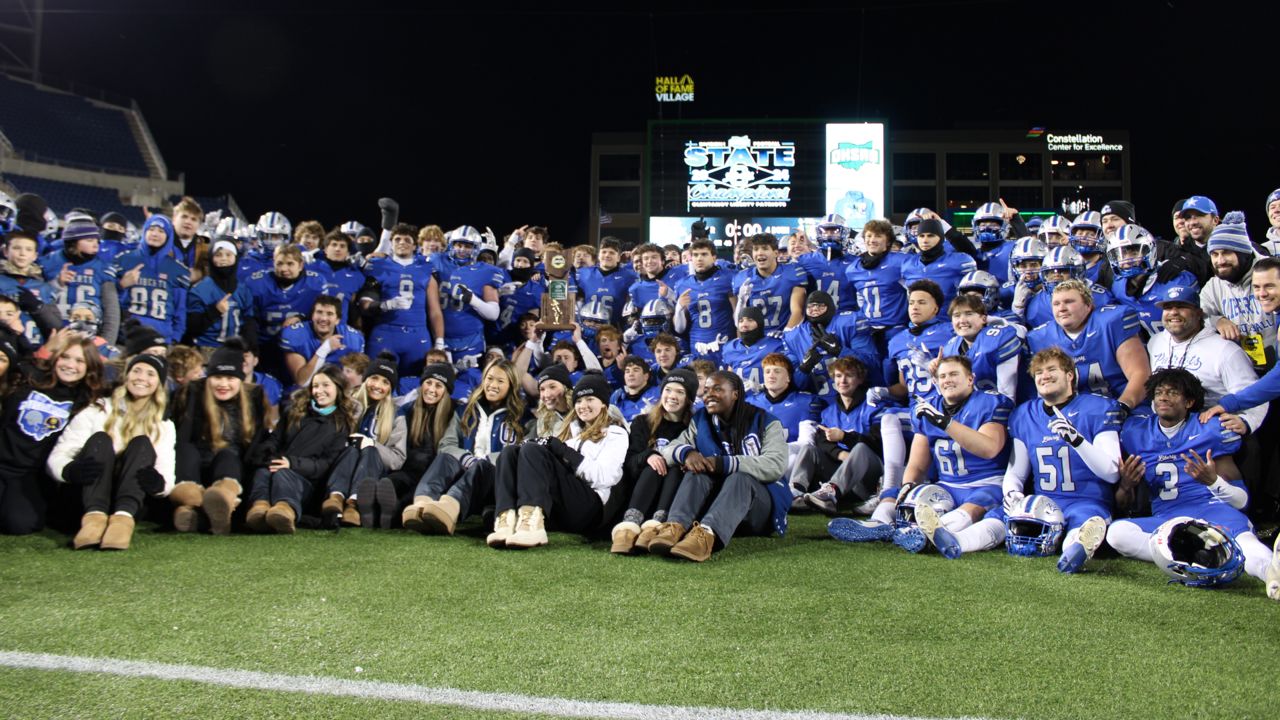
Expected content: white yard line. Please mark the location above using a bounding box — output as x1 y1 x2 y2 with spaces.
0 649 989 720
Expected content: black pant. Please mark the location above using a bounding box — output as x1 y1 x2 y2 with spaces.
327 446 386 498
0 460 50 535
494 444 602 534
667 471 772 548
413 453 494 520
176 441 245 488
624 464 681 521
81 433 156 517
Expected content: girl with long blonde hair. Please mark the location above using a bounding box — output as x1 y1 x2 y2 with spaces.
48 354 175 551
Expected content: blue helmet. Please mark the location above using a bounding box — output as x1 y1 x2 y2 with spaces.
1041 245 1086 290
578 297 612 328
1037 215 1072 244
1149 517 1245 588
445 225 482 264
257 211 292 251
1005 495 1066 557
339 220 366 240
971 202 1006 245
903 208 928 240
1106 224 1156 279
957 270 1002 312
0 191 17 233
1070 211 1104 255
895 484 955 527
1010 236 1049 289
815 213 850 257
639 299 673 340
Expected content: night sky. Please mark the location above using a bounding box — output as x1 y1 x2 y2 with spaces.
23 0 1280 243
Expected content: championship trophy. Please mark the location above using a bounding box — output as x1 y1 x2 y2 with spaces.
536 248 576 331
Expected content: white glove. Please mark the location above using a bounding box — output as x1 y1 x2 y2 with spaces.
1012 282 1033 317
1003 490 1025 514
456 354 480 370
381 296 412 311
622 325 639 344
742 377 761 394
434 337 448 352
499 282 519 297
1048 416 1085 447
866 386 890 406
314 340 333 361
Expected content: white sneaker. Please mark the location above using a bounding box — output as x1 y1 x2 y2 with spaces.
1266 533 1280 601
506 506 548 548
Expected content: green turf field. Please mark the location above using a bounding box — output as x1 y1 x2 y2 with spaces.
0 515 1276 719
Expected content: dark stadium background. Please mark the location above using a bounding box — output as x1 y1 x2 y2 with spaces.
28 0 1278 243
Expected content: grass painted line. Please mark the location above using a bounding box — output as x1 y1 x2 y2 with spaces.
0 649 992 720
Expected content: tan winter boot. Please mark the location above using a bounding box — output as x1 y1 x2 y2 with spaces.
341 499 361 527
646 522 687 556
202 478 242 536
169 481 204 533
634 519 661 551
420 495 460 536
73 512 109 550
402 496 431 533
486 508 517 548
610 521 641 554
506 506 548 549
670 522 715 563
265 502 296 535
245 500 271 533
100 514 136 551
321 492 344 518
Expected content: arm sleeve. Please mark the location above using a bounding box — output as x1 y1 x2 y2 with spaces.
100 282 121 345
879 412 907 490
1207 477 1249 510
1073 430 1120 484
576 338 603 372
1002 437 1030 496
468 294 500 321
996 354 1019 401
945 228 979 258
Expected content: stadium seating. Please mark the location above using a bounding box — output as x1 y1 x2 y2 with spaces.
0 73 150 176
2 173 131 219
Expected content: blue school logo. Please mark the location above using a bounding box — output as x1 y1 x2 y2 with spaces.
17 391 73 441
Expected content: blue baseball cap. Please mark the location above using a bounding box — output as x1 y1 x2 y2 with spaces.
1178 196 1218 218
1154 282 1200 308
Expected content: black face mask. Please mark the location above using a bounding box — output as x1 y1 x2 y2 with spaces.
860 251 887 269
510 266 533 283
919 243 945 263
358 239 378 256
211 263 237 288
102 228 126 241
739 324 764 346
809 304 835 327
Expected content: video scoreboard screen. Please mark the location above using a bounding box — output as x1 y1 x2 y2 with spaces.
648 119 885 249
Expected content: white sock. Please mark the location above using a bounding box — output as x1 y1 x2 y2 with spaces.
112 511 133 518
880 414 905 489
955 518 1005 552
1106 520 1153 561
941 509 973 533
1235 531 1272 581
871 501 897 526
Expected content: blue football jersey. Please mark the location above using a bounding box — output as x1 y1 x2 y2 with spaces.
279 321 366 364
1120 413 1244 516
576 265 637 327
1028 304 1141 400
0 271 56 344
499 276 544 330
900 249 977 307
1024 282 1117 329
820 394 906 449
912 390 1013 488
732 262 810 334
978 241 1013 285
720 336 786 391
673 267 736 346
611 384 661 423
628 268 683 313
783 313 883 398
307 258 366 324
113 218 191 343
437 260 505 338
1008 393 1123 505
746 387 825 443
793 252 858 313
845 252 908 328
188 278 254 348
941 320 1025 398
242 269 330 342
886 319 956 398
1109 271 1198 337
237 251 273 282
365 255 436 328
38 251 117 317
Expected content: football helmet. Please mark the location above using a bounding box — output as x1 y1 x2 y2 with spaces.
43 207 60 236
257 211 292 251
578 298 612 329
1005 495 1066 557
815 213 850 256
445 225 482 264
1041 245 1086 289
1105 224 1156 279
1070 211 1104 255
0 191 16 232
971 202 1006 245
1148 517 1245 588
639 298 673 340
957 270 1002 312
1010 236 1049 289
903 208 927 240
895 484 955 527
215 215 245 238
339 220 366 239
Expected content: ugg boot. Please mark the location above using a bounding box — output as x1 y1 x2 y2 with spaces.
73 511 109 550
100 514 136 551
202 478 242 536
341 499 361 527
265 501 296 535
245 500 271 533
634 519 661 551
321 492 344 518
169 481 204 533
506 506 548 549
402 496 431 533
646 522 687 556
420 495 461 536
610 521 641 555
486 508 517 548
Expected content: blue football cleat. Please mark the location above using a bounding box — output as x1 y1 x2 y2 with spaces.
892 526 927 553
828 518 895 543
1058 542 1088 574
914 504 962 559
